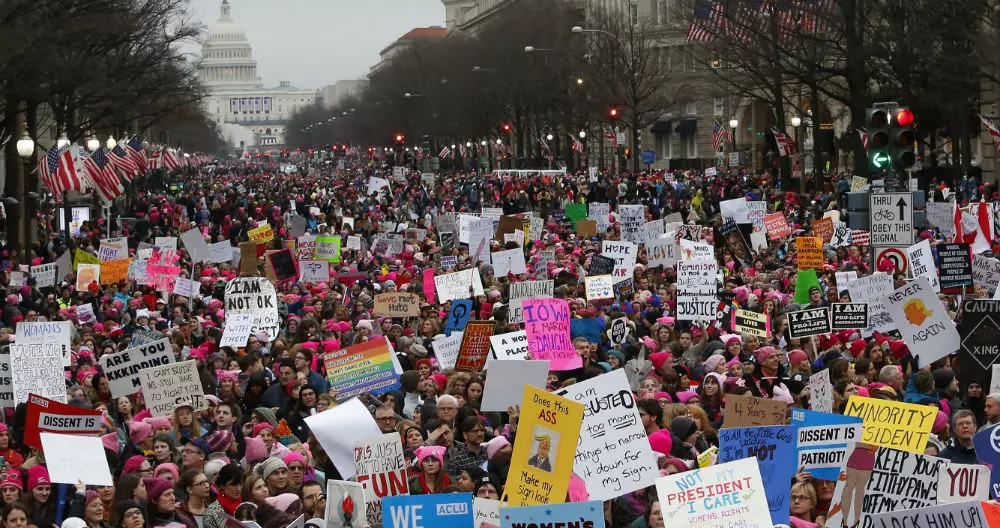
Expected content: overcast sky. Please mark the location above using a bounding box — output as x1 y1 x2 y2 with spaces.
183 0 446 89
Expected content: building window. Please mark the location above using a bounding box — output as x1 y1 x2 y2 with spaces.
685 101 698 115
630 3 638 25
713 98 724 116
657 134 671 159
681 133 697 158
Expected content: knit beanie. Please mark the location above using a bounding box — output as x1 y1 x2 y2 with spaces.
142 477 173 502
252 422 275 438
483 436 510 460
243 436 268 464
256 457 288 481
154 463 179 482
27 466 49 490
128 421 152 445
122 455 147 475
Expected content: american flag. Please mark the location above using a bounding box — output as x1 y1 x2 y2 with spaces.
686 0 723 42
38 147 66 199
83 147 124 203
713 120 731 152
771 128 797 156
603 127 619 150
438 146 451 159
148 149 163 170
858 129 869 151
981 114 1000 152
126 137 148 172
38 146 85 199
109 142 139 180
459 144 468 158
161 149 180 170
569 134 584 156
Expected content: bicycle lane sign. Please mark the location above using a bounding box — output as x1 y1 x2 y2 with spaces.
869 192 914 246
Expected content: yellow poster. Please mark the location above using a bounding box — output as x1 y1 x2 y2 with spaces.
100 258 132 284
505 386 584 506
248 224 274 244
796 237 825 270
74 249 101 272
844 396 935 453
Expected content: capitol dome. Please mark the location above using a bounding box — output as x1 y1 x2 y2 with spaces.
197 0 263 89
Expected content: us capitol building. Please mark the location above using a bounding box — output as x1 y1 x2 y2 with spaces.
196 0 321 152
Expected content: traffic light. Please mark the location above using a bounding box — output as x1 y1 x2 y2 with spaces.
609 107 619 120
891 108 915 170
501 123 512 134
865 107 891 173
624 147 631 158
394 134 405 144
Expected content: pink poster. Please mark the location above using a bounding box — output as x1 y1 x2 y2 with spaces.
522 298 581 371
423 268 436 303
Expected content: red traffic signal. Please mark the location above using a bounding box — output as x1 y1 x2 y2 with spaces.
501 123 512 134
394 134 405 144
609 107 619 120
895 108 914 127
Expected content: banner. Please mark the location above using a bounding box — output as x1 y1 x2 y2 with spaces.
522 298 580 371
499 501 604 528
723 394 788 428
505 386 584 506
324 337 402 402
508 280 553 324
99 338 174 397
374 293 421 317
455 321 495 372
787 307 832 339
884 276 960 367
791 408 863 481
224 277 280 342
139 360 205 416
718 426 796 524
655 457 772 528
554 370 658 500
832 303 868 330
355 432 409 527
844 396 934 453
23 393 102 450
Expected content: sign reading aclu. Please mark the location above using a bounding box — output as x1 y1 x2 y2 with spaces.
869 192 914 246
382 494 472 528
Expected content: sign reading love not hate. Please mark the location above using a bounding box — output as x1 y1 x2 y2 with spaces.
522 298 580 371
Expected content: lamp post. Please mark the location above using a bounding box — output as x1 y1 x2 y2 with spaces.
791 116 804 192
14 127 34 249
728 118 739 154
579 130 587 171
106 135 116 149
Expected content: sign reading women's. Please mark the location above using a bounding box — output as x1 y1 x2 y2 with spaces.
655 457 772 528
224 277 280 342
522 298 580 371
499 501 604 528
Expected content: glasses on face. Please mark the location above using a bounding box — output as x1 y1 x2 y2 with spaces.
288 465 305 472
438 406 456 411
377 417 396 423
193 480 210 487
124 510 143 519
181 449 203 455
791 495 811 503
467 428 485 435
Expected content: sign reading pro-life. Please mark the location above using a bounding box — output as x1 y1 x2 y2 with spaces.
869 192 913 246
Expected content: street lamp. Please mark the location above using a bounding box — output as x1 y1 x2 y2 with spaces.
56 133 70 149
466 141 472 148
728 118 738 152
106 135 116 149
481 140 488 146
86 135 99 152
546 134 553 141
496 138 502 145
791 116 802 127
576 78 584 86
451 144 456 149
16 130 34 158
571 26 583 33
524 46 555 53
579 131 587 139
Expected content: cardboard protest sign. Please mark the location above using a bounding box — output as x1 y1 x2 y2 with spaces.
869 502 985 528
796 236 824 270
324 480 366 528
355 432 409 527
812 217 834 242
787 307 831 339
937 463 990 503
554 370 658 500
16 321 72 366
100 338 174 397
374 293 420 317
172 277 199 298
601 241 637 284
718 426 796 524
584 275 614 302
248 223 274 244
139 360 205 416
10 342 65 404
455 321 495 372
76 263 100 290
884 276 960 367
908 239 941 291
98 237 127 261
844 396 934 453
489 331 529 362
23 393 102 450
41 433 113 486
432 332 463 371
315 235 342 263
733 309 768 338
973 255 1000 294
324 337 402 402
764 213 791 240
849 272 896 335
522 298 580 371
939 243 973 292
267 249 298 282
220 313 255 348
433 269 484 303
676 259 717 321
832 303 868 330
655 457 772 528
808 368 834 413
491 248 527 277
383 494 473 528
722 394 788 428
508 280 553 324
444 300 473 335
154 236 177 250
856 447 945 521
99 258 130 284
298 260 329 283
505 386 584 506
225 277 280 342
305 398 381 480
499 501 604 528
791 408 863 481
481 360 549 412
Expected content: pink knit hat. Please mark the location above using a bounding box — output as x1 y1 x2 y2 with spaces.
648 429 673 456
252 422 275 438
244 436 268 464
154 463 179 482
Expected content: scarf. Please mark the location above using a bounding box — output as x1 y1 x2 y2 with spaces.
417 471 451 494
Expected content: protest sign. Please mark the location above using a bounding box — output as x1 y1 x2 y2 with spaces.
374 293 420 317
617 204 644 244
584 275 614 302
74 248 101 271
76 263 100 290
40 433 113 486
248 223 274 244
858 447 945 521
127 260 147 282
225 277 280 342
523 298 580 371
0 348 11 408
588 255 615 275
100 338 174 397
355 432 409 527
98 237 127 261
23 393 102 450
959 300 1000 393
505 386 584 506
383 494 473 528
718 426 796 524
588 203 610 231
489 331 529 362
267 249 298 281
296 235 317 261
443 300 473 335
655 457 772 528
315 235 342 263
808 369 834 413
849 272 896 335
325 480 366 528
812 217 834 242
74 303 95 325
733 309 768 338
676 259 718 321
154 236 177 250
720 198 750 223
432 332 463 371
575 219 597 238
455 321 495 372
938 463 990 503
206 241 232 264
10 342 65 404
220 313 255 348
440 255 457 271
793 269 821 305
499 501 603 528
832 303 869 330
180 228 209 263
508 280 553 324
554 370 658 500
787 307 832 338
433 269 484 303
481 360 549 412
791 408 863 481
324 337 402 402
974 255 1000 294
869 502 985 528
796 236 824 269
646 237 678 268
139 360 204 416
602 241 637 284
305 398 381 480
172 276 199 298
884 276 960 367
30 263 57 288
764 213 791 240
908 239 940 292
474 498 500 528
99 258 130 284
974 425 1000 498
491 248 527 277
643 219 664 242
722 394 788 428
298 260 329 283
939 243 973 292
607 316 630 345
844 396 935 453
926 202 956 236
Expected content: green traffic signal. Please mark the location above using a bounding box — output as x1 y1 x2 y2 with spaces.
871 152 890 168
